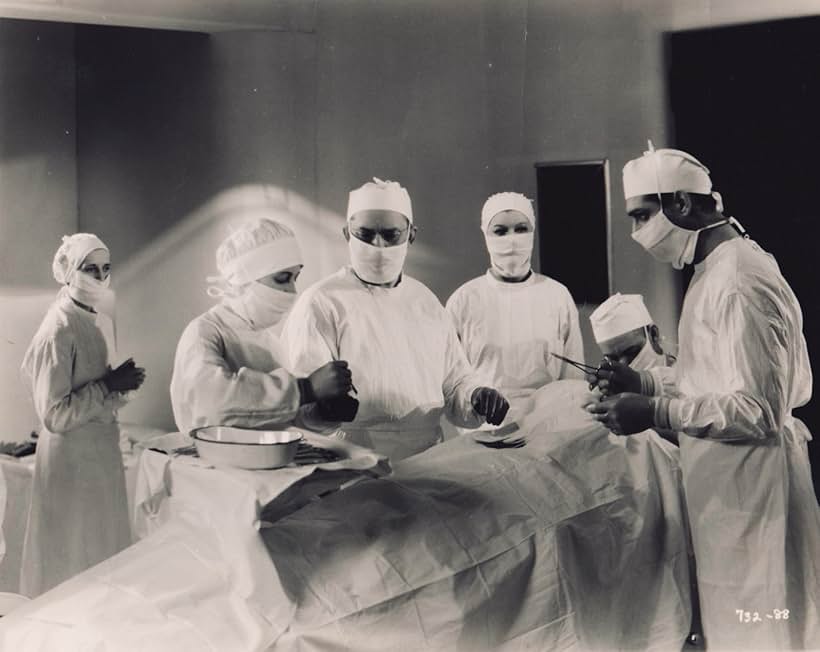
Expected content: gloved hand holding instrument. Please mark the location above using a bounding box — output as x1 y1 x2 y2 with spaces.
299 359 360 422
551 353 656 436
551 353 642 397
300 360 355 404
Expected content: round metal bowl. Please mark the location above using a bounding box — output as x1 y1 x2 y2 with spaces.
191 426 303 469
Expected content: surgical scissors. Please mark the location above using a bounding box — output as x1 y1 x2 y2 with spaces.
551 352 606 376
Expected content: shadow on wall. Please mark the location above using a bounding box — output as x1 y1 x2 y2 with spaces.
114 183 443 432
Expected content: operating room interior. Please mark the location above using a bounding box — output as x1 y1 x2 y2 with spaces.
0 0 818 648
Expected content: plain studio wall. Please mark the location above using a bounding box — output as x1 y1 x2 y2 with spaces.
0 20 77 441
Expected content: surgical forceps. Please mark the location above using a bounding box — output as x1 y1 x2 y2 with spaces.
551 353 607 377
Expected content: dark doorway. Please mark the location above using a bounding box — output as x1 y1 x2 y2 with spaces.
667 16 820 498
535 160 610 305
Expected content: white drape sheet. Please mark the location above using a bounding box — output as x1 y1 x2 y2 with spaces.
0 381 691 651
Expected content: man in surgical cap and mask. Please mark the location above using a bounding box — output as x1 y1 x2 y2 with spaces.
589 293 673 371
170 218 354 434
591 291 705 648
586 145 820 650
283 178 510 461
447 192 584 407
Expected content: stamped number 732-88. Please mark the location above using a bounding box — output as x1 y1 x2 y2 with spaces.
736 609 790 623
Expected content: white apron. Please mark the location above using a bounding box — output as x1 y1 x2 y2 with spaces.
672 239 820 650
679 420 819 650
21 423 131 597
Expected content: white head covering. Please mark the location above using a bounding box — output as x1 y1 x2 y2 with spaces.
590 293 653 343
52 233 109 285
213 218 303 289
481 192 535 232
622 146 712 200
347 178 413 224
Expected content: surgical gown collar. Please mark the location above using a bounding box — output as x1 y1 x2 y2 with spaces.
695 237 742 272
347 265 404 289
484 268 537 289
58 291 96 318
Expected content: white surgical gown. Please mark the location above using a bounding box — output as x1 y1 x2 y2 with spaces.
446 271 584 399
282 267 483 461
170 301 301 434
20 294 131 597
649 237 820 650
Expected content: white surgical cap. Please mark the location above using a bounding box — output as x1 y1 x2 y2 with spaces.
590 293 653 343
481 192 535 232
215 218 303 286
52 233 109 285
622 147 712 200
347 178 413 224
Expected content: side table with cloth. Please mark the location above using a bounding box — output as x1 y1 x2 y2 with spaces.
132 429 391 538
0 446 144 595
0 457 29 594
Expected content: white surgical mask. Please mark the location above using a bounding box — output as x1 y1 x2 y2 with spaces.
349 236 408 285
485 232 534 278
66 272 118 362
631 209 727 270
238 282 296 329
628 335 667 371
68 272 116 317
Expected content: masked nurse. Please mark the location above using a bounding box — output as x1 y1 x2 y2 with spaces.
21 233 145 597
446 192 584 408
170 218 353 435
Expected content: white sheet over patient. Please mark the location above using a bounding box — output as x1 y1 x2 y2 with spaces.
0 380 690 652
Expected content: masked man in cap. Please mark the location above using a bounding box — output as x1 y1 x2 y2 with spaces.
586 145 820 650
283 178 509 462
589 293 674 371
591 291 710 647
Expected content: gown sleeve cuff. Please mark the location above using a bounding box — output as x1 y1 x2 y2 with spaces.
297 378 316 405
654 397 687 433
639 371 656 396
653 397 668 429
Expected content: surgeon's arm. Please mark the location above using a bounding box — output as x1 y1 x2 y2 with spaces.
281 293 344 432
442 318 484 428
30 333 121 433
559 297 585 380
653 294 787 442
444 289 464 340
171 321 301 432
